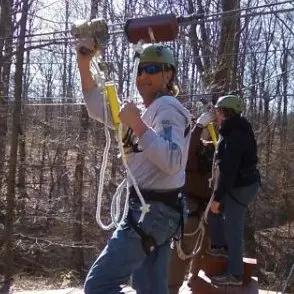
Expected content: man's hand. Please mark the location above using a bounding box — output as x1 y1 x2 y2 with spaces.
210 200 221 214
76 38 98 67
119 102 148 137
76 39 100 92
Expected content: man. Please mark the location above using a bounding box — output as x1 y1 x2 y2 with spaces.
78 43 192 294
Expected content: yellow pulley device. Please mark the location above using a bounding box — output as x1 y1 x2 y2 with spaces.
207 123 218 148
104 82 120 129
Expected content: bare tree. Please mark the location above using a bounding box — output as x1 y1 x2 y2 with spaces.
186 0 240 92
0 0 13 198
70 0 102 277
2 0 30 292
0 0 293 291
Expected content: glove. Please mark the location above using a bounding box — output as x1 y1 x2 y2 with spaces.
196 111 216 128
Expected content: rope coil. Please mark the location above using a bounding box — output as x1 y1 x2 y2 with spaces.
93 41 150 230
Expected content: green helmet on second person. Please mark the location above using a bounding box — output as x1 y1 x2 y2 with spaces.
215 95 244 114
139 45 176 70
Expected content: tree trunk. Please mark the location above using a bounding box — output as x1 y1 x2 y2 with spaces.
231 1 241 91
188 0 240 92
2 0 29 292
0 0 13 195
214 0 240 92
70 0 101 277
71 109 87 275
17 34 32 216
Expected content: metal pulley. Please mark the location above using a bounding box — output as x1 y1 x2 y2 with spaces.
71 18 110 55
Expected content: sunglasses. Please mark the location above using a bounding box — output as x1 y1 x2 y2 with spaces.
137 64 172 76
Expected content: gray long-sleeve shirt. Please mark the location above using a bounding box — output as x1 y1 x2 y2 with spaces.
84 87 191 190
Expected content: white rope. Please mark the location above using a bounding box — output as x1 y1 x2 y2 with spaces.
128 40 144 101
175 193 216 260
95 116 116 230
93 40 150 230
175 218 206 260
92 58 117 230
117 123 150 223
114 40 150 224
176 146 219 260
123 40 151 223
91 57 129 230
110 178 128 227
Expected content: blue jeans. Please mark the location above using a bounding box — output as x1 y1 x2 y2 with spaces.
208 182 259 276
84 201 181 294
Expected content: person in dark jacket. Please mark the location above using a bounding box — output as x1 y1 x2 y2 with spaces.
208 95 260 287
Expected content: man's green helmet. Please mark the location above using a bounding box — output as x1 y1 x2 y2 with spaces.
215 95 244 114
139 45 176 70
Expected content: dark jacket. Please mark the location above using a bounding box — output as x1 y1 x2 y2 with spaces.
184 125 214 200
214 115 260 202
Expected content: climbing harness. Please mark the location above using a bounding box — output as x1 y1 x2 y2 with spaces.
128 186 185 255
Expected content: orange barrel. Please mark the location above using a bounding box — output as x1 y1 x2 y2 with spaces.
124 14 179 44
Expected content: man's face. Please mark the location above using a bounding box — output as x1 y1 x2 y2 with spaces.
136 63 173 99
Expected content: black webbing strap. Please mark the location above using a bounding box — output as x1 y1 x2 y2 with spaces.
129 186 183 213
127 211 156 256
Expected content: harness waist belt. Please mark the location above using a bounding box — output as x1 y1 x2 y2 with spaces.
129 186 183 212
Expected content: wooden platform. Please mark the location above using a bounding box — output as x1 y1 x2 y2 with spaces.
14 255 280 294
13 289 84 294
190 253 258 284
14 287 132 294
14 286 282 294
185 253 281 294
189 270 259 293
179 280 281 294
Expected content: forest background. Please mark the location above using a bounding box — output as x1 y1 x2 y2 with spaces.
0 0 294 292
